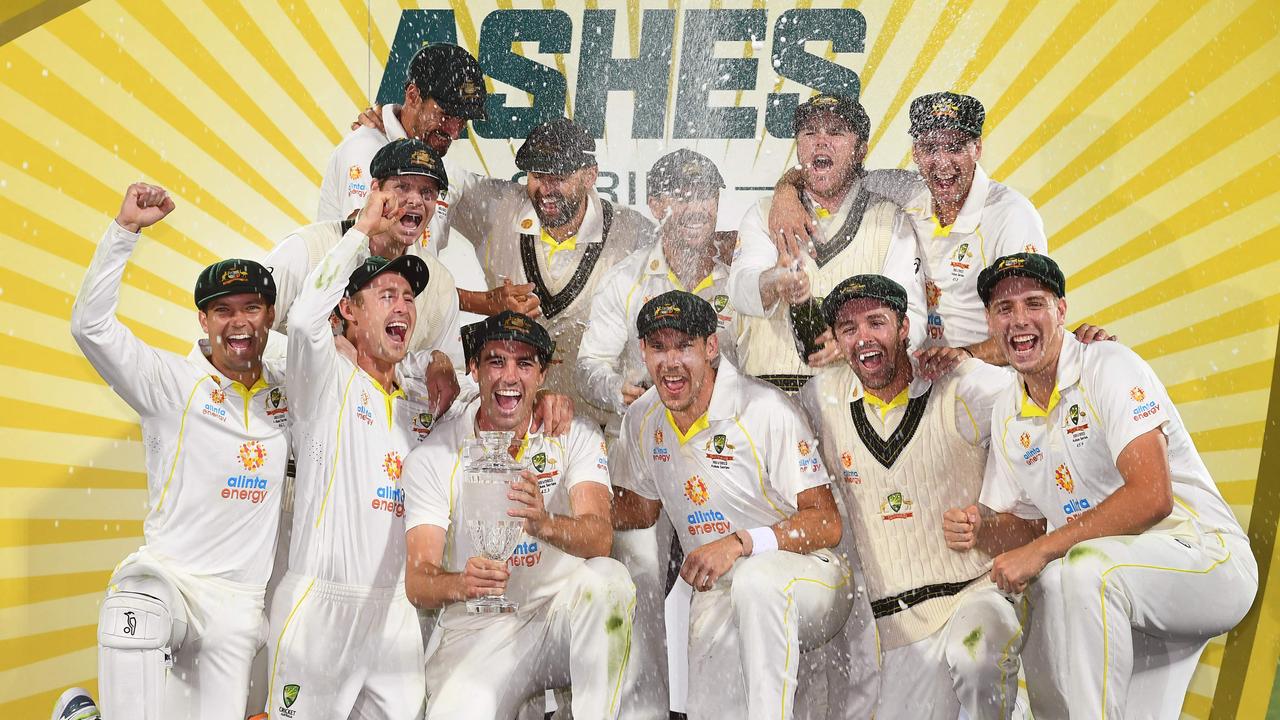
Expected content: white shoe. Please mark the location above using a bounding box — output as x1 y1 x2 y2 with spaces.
51 687 101 720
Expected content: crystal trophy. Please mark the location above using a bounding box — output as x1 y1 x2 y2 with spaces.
462 430 524 614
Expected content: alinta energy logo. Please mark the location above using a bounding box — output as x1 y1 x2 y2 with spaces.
383 451 403 482
684 475 709 506
224 441 269 504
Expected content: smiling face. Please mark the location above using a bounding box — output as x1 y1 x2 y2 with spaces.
340 272 417 366
796 113 866 201
648 188 719 255
371 176 439 250
831 298 910 391
640 328 719 417
985 275 1068 382
401 88 466 157
526 166 597 231
199 293 275 378
472 340 547 432
912 128 982 211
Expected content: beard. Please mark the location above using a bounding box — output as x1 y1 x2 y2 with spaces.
533 190 583 229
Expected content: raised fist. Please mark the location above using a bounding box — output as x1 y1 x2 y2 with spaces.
115 183 175 233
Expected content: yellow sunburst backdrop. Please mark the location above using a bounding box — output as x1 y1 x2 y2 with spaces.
1 0 1277 717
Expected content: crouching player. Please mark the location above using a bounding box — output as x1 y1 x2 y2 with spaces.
66 184 289 719
401 311 636 719
613 291 850 720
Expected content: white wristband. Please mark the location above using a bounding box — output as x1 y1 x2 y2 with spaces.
746 526 779 556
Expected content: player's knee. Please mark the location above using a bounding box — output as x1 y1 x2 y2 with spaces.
729 553 789 609
583 556 636 603
1059 540 1116 599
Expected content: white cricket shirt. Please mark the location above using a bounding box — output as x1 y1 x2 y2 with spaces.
982 332 1244 536
285 225 436 588
902 164 1047 348
402 400 611 629
619 359 831 575
71 222 291 587
576 241 746 435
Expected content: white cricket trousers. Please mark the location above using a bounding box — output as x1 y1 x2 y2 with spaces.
876 582 1026 720
266 572 425 719
101 551 266 720
424 556 636 719
1039 530 1256 720
611 522 674 720
686 549 852 720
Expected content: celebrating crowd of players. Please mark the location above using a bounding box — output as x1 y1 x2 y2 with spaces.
55 42 1258 720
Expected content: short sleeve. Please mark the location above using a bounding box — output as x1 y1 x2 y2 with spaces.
979 421 1045 520
617 401 661 500
402 442 458 532
760 393 831 504
953 360 1013 447
988 192 1047 261
561 419 611 492
727 201 777 317
1085 344 1173 465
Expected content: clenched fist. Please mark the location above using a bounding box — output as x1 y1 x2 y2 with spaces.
116 183 175 233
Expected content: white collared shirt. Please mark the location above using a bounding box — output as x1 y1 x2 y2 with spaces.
576 241 746 433
982 332 1244 536
619 359 830 569
903 164 1047 348
402 400 610 629
72 222 291 587
317 105 479 256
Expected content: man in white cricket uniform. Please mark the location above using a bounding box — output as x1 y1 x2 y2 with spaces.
448 117 656 427
613 291 851 720
799 275 1026 720
728 94 926 393
576 150 746 718
269 138 464 375
970 253 1257 720
402 311 635 718
68 184 289 720
266 192 438 719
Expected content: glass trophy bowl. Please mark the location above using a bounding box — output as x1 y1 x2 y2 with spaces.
462 430 524 614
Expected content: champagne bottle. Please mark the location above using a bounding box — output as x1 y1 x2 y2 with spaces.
789 296 828 361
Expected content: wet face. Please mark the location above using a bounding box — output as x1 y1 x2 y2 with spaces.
472 340 546 431
526 166 597 230
832 298 909 391
640 328 719 416
985 276 1067 379
796 113 866 200
401 88 466 156
648 188 719 253
912 129 982 210
372 176 440 249
199 293 275 377
340 272 417 366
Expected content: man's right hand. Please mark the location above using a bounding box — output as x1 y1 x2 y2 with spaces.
488 278 542 317
759 242 812 310
351 104 388 132
621 383 647 407
355 189 404 237
462 556 509 599
943 504 982 551
116 183 176 233
768 188 818 260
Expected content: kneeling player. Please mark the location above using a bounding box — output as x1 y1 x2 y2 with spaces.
402 312 635 719
800 275 1026 719
613 291 851 720
67 184 289 719
973 254 1257 719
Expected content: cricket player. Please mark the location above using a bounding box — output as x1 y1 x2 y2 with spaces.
66 183 289 719
576 150 746 717
448 116 656 427
269 138 464 377
799 274 1026 720
401 311 635 718
967 253 1257 720
613 290 851 720
265 190 437 718
727 94 927 393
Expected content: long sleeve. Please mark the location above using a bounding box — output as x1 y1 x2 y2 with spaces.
727 200 777 318
70 222 182 416
885 211 928 353
286 226 370 421
575 262 634 417
263 231 311 335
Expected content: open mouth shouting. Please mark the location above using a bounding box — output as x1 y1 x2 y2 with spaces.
809 154 834 172
1006 332 1040 363
398 210 424 235
385 319 409 345
426 129 454 155
494 386 522 414
855 345 885 373
658 371 689 398
225 332 254 354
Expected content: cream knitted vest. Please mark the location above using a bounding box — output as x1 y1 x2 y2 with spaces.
300 222 456 356
742 194 898 387
811 363 992 649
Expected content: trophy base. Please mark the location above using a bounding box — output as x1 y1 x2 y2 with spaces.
467 596 518 614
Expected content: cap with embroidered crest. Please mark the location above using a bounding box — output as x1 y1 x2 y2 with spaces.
462 311 555 367
977 253 1065 305
909 92 985 138
407 43 488 121
369 138 449 192
515 117 597 175
636 290 718 340
794 93 871 140
646 149 725 200
345 255 430 298
821 274 908 327
194 259 276 310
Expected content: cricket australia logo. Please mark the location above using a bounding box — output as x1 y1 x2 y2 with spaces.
880 491 914 521
280 683 301 716
532 452 547 473
703 433 736 469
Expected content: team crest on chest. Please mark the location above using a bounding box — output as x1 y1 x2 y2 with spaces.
949 242 972 278
1063 403 1090 446
880 491 914 521
703 433 736 469
411 411 434 439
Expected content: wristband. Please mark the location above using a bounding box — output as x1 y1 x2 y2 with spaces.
746 526 779 556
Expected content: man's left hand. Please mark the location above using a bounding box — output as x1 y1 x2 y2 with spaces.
1073 323 1116 344
991 541 1049 595
680 535 745 592
425 351 460 419
805 330 842 368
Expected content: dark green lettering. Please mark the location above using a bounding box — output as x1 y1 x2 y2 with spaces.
766 9 865 138
377 10 459 106
674 9 766 139
474 10 572 140
575 9 675 139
